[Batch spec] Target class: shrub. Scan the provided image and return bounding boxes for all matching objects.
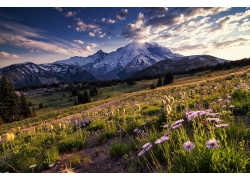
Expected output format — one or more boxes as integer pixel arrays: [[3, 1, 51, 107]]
[[109, 141, 128, 158]]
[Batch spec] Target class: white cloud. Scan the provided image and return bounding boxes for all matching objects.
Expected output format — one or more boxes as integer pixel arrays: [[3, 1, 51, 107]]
[[89, 32, 95, 37], [65, 11, 77, 17], [122, 13, 152, 42], [100, 33, 106, 38], [75, 20, 98, 32], [0, 51, 19, 59], [67, 25, 72, 29], [54, 7, 63, 12], [116, 9, 128, 20], [73, 40, 84, 44], [107, 19, 115, 24], [101, 18, 106, 22]]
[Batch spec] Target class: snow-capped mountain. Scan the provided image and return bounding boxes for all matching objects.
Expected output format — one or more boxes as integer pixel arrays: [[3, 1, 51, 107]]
[[55, 42, 183, 79], [0, 62, 97, 88]]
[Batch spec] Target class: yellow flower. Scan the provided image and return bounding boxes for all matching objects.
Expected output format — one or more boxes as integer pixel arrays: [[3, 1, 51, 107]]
[[6, 132, 15, 142], [58, 123, 62, 129], [50, 125, 54, 130]]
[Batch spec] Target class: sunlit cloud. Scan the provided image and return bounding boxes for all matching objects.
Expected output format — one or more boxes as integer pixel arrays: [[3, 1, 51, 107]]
[[73, 39, 84, 44], [75, 20, 99, 32], [101, 18, 106, 22], [107, 19, 115, 24], [89, 32, 95, 37], [65, 11, 77, 17], [54, 7, 63, 12], [116, 9, 128, 20], [0, 51, 19, 59]]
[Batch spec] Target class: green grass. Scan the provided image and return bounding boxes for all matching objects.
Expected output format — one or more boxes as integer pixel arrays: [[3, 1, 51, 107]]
[[2, 65, 250, 172]]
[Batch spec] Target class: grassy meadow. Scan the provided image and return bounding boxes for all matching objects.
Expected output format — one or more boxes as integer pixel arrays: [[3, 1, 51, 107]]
[[1, 65, 250, 173]]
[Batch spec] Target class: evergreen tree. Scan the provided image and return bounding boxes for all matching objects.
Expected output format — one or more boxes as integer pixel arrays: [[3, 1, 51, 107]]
[[163, 73, 174, 85], [83, 90, 91, 103], [20, 92, 32, 118], [0, 75, 20, 123], [157, 77, 163, 87]]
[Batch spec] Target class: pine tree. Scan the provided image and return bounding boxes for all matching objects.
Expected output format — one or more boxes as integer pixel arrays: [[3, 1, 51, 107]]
[[20, 92, 31, 118], [83, 90, 91, 103], [163, 73, 174, 85], [157, 77, 163, 87], [0, 75, 20, 123]]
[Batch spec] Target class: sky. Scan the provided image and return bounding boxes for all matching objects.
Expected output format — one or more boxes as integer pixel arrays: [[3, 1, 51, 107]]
[[0, 1, 250, 67]]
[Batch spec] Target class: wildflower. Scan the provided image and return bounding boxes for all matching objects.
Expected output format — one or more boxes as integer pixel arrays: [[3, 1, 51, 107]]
[[183, 141, 195, 152], [138, 149, 146, 156], [171, 124, 182, 130], [134, 128, 139, 133], [155, 136, 169, 145], [29, 164, 36, 169], [50, 125, 54, 130], [230, 105, 235, 108], [58, 123, 62, 129], [142, 142, 151, 149], [206, 139, 219, 149], [215, 124, 229, 128], [207, 118, 223, 123], [163, 124, 169, 129], [48, 164, 55, 168], [138, 142, 153, 156], [164, 131, 170, 136], [6, 132, 15, 142], [171, 119, 184, 127]]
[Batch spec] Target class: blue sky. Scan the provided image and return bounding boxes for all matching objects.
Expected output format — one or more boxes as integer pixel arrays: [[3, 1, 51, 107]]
[[0, 1, 250, 67]]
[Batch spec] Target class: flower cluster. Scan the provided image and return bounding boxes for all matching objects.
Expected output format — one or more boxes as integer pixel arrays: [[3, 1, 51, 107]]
[[155, 132, 170, 145], [134, 128, 148, 136], [138, 142, 153, 156], [171, 119, 184, 129]]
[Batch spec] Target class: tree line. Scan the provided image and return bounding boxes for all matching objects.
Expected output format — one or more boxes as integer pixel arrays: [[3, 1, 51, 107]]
[[0, 75, 34, 124]]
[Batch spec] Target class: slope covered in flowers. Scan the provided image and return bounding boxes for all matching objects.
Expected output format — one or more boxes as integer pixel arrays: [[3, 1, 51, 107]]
[[1, 67, 250, 173]]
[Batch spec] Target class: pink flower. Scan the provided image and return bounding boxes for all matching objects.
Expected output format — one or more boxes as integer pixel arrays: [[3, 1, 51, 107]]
[[206, 139, 219, 149], [183, 141, 195, 151]]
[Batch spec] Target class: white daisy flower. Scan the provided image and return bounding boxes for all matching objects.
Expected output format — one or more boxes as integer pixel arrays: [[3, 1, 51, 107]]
[[183, 141, 195, 151], [206, 139, 219, 149]]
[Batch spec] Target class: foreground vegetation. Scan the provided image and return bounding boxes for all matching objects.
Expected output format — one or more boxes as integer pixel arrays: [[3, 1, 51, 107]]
[[1, 64, 250, 172]]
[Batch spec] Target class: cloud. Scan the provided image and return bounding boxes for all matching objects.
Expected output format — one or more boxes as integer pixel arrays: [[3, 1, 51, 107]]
[[170, 44, 207, 52], [54, 7, 63, 12], [122, 13, 152, 42], [107, 19, 115, 24], [142, 7, 168, 15], [213, 38, 250, 49], [0, 21, 94, 57], [73, 40, 84, 44], [67, 25, 72, 29], [89, 32, 95, 37], [100, 33, 106, 38], [146, 7, 230, 29], [101, 18, 106, 22], [75, 20, 99, 32], [116, 9, 128, 20], [65, 11, 77, 17], [0, 51, 19, 59]]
